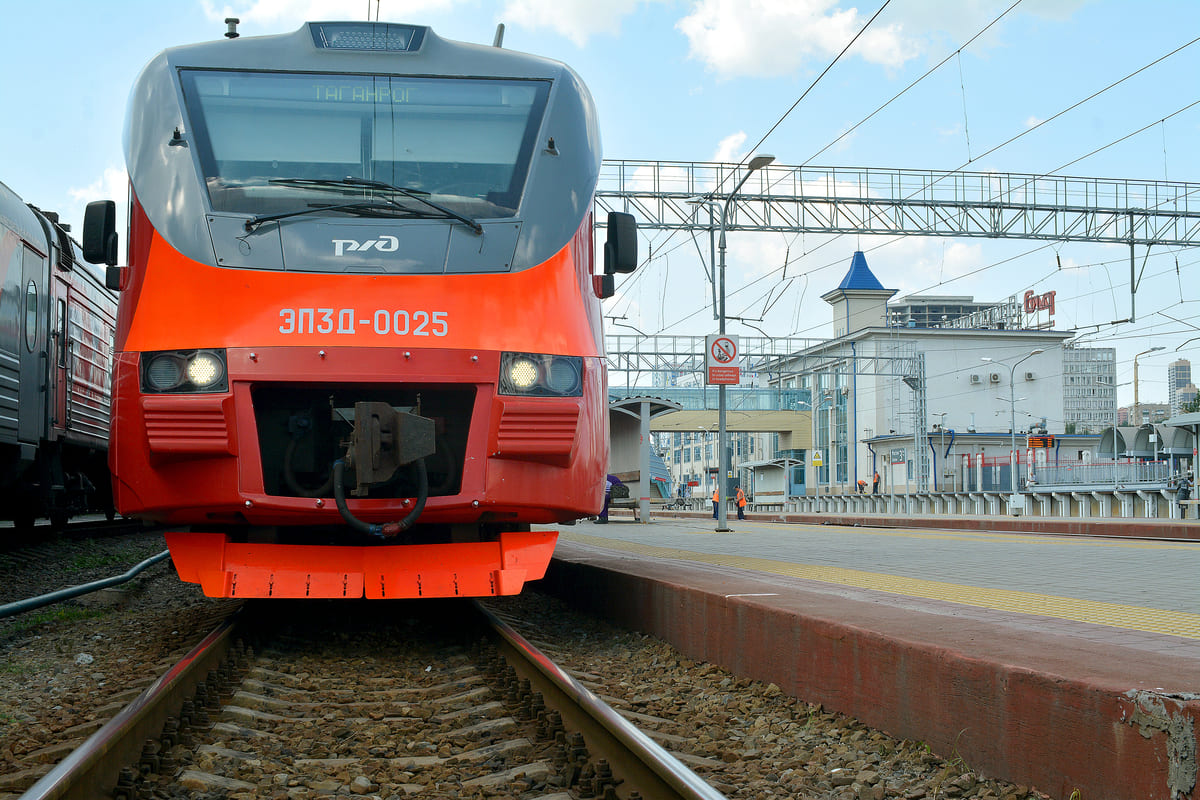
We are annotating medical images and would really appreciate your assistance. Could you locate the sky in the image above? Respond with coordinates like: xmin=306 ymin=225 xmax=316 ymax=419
xmin=3 ymin=0 xmax=1199 ymax=407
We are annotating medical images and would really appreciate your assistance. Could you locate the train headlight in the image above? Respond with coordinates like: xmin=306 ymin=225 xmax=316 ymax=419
xmin=141 ymin=349 xmax=228 ymax=394
xmin=507 ymin=357 xmax=539 ymax=390
xmin=499 ymin=352 xmax=583 ymax=397
xmin=187 ymin=352 xmax=225 ymax=388
xmin=145 ymin=357 xmax=184 ymax=391
xmin=546 ymin=358 xmax=582 ymax=394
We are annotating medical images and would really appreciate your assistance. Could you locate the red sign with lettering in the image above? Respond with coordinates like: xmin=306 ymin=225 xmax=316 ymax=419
xmin=1023 ymin=290 xmax=1056 ymax=315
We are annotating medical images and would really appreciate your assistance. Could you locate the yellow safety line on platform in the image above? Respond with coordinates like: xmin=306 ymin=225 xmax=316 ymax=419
xmin=728 ymin=523 xmax=1200 ymax=551
xmin=838 ymin=527 xmax=1200 ymax=551
xmin=560 ymin=532 xmax=1200 ymax=640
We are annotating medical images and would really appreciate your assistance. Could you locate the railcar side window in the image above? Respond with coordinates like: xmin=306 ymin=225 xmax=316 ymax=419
xmin=180 ymin=70 xmax=550 ymax=220
xmin=57 ymin=299 xmax=67 ymax=368
xmin=24 ymin=279 xmax=38 ymax=353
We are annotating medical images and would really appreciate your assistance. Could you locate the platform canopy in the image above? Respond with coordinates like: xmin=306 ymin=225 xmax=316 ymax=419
xmin=609 ymin=395 xmax=683 ymax=420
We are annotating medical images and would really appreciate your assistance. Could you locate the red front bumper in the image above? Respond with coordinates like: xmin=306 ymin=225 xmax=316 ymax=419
xmin=166 ymin=528 xmax=558 ymax=599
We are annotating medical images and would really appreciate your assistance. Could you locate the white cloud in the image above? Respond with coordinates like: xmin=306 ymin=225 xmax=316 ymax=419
xmin=677 ymin=0 xmax=921 ymax=79
xmin=500 ymin=0 xmax=650 ymax=46
xmin=878 ymin=238 xmax=984 ymax=297
xmin=67 ymin=166 xmax=129 ymax=242
xmin=713 ymin=131 xmax=748 ymax=163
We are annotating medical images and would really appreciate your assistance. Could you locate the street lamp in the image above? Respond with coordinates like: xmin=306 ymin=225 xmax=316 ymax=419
xmin=982 ymin=348 xmax=1043 ymax=506
xmin=1132 ymin=346 xmax=1164 ymax=426
xmin=715 ymin=154 xmax=775 ymax=531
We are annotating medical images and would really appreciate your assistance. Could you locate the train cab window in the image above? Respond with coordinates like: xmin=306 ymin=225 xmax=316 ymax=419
xmin=180 ymin=70 xmax=550 ymax=221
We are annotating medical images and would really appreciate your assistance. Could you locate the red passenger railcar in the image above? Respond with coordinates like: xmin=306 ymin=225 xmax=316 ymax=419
xmin=85 ymin=21 xmax=635 ymax=598
xmin=1 ymin=180 xmax=116 ymax=529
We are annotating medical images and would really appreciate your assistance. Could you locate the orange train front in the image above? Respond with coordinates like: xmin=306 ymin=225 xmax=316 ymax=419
xmin=84 ymin=21 xmax=636 ymax=598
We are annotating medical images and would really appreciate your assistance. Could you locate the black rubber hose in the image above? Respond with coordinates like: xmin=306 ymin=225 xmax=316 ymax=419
xmin=283 ymin=438 xmax=334 ymax=498
xmin=333 ymin=458 xmax=429 ymax=538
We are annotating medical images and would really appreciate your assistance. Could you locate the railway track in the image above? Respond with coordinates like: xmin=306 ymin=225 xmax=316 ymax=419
xmin=17 ymin=599 xmax=727 ymax=800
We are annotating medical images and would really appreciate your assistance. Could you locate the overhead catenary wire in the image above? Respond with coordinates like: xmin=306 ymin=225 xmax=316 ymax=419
xmin=609 ymin=0 xmax=897 ymax=323
xmin=612 ymin=16 xmax=1200 ymax=350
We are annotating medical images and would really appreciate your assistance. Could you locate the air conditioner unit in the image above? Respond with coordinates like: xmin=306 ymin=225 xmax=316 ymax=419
xmin=989 ymin=372 xmax=1002 ymax=383
xmin=1024 ymin=371 xmax=1036 ymax=381
xmin=969 ymin=374 xmax=981 ymax=384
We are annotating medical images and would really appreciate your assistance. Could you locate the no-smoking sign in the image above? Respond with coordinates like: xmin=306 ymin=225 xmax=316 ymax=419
xmin=705 ymin=334 xmax=741 ymax=385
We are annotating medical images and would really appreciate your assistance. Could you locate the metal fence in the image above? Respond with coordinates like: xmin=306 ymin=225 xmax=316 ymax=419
xmin=1030 ymin=460 xmax=1172 ymax=487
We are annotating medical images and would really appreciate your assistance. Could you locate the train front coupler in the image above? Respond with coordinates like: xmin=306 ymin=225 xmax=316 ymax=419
xmin=332 ymin=401 xmax=436 ymax=538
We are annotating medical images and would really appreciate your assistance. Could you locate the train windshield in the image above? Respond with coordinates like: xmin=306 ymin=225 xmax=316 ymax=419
xmin=180 ymin=70 xmax=551 ymax=220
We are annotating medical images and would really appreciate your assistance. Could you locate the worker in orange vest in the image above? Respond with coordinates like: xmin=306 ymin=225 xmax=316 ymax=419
xmin=711 ymin=486 xmax=719 ymax=519
xmin=735 ymin=485 xmax=747 ymax=520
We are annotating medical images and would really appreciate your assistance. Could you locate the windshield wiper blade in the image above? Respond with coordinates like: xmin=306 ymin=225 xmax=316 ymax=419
xmin=245 ymin=202 xmax=387 ymax=231
xmin=248 ymin=177 xmax=484 ymax=235
xmin=266 ymin=177 xmax=430 ymax=196
xmin=342 ymin=176 xmax=483 ymax=235
xmin=243 ymin=201 xmax=432 ymax=231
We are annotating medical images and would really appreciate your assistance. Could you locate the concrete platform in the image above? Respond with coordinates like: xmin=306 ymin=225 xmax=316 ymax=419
xmin=657 ymin=506 xmax=1200 ymax=540
xmin=536 ymin=516 xmax=1200 ymax=800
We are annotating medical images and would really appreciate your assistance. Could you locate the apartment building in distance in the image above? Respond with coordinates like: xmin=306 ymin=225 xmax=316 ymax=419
xmin=1168 ymin=358 xmax=1195 ymax=414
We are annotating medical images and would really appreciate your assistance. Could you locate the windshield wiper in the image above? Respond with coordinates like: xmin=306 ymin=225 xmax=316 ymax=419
xmin=258 ymin=176 xmax=484 ymax=236
xmin=341 ymin=176 xmax=483 ymax=236
xmin=266 ymin=177 xmax=430 ymax=197
xmin=243 ymin=201 xmax=403 ymax=231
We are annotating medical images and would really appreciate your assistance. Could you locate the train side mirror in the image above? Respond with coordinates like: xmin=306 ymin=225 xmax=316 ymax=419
xmin=592 ymin=274 xmax=615 ymax=299
xmin=603 ymin=211 xmax=637 ymax=275
xmin=83 ymin=201 xmax=119 ymax=267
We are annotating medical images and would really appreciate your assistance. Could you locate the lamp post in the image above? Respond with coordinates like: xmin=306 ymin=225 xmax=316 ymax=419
xmin=715 ymin=154 xmax=774 ymax=531
xmin=982 ymin=348 xmax=1043 ymax=504
xmin=1132 ymin=345 xmax=1164 ymax=427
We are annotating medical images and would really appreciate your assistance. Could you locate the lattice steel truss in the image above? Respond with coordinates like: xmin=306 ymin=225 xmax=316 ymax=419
xmin=597 ymin=160 xmax=1200 ymax=491
xmin=595 ymin=160 xmax=1200 ymax=245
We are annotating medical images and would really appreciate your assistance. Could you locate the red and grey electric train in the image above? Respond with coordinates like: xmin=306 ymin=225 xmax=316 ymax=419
xmin=1 ymin=180 xmax=116 ymax=531
xmin=84 ymin=21 xmax=635 ymax=599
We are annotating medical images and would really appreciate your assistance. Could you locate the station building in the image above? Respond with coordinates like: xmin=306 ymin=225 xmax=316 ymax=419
xmin=764 ymin=251 xmax=1115 ymax=495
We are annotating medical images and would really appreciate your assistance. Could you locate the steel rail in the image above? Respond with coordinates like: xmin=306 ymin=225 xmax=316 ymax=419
xmin=477 ymin=602 xmax=728 ymax=800
xmin=19 ymin=612 xmax=241 ymax=800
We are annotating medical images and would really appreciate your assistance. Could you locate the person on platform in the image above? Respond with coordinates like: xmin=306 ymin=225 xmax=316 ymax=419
xmin=712 ymin=486 xmax=719 ymax=519
xmin=598 ymin=474 xmax=624 ymax=524
xmin=857 ymin=479 xmax=867 ymax=494
xmin=1178 ymin=473 xmax=1193 ymax=519
xmin=735 ymin=485 xmax=747 ymax=520
xmin=872 ymin=470 xmax=881 ymax=494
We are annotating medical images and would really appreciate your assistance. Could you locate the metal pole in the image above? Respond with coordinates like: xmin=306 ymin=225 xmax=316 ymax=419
xmin=1010 ymin=361 xmax=1017 ymax=494
xmin=1008 ymin=349 xmax=1043 ymax=507
xmin=717 ymin=208 xmax=730 ymax=531
xmin=714 ymin=155 xmax=773 ymax=532
xmin=1134 ymin=354 xmax=1140 ymax=425
xmin=639 ymin=401 xmax=651 ymax=523
xmin=1114 ymin=402 xmax=1119 ymax=491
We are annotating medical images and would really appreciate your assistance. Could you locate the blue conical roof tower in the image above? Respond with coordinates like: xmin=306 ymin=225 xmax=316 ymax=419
xmin=836 ymin=250 xmax=886 ymax=291
xmin=820 ymin=251 xmax=897 ymax=337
